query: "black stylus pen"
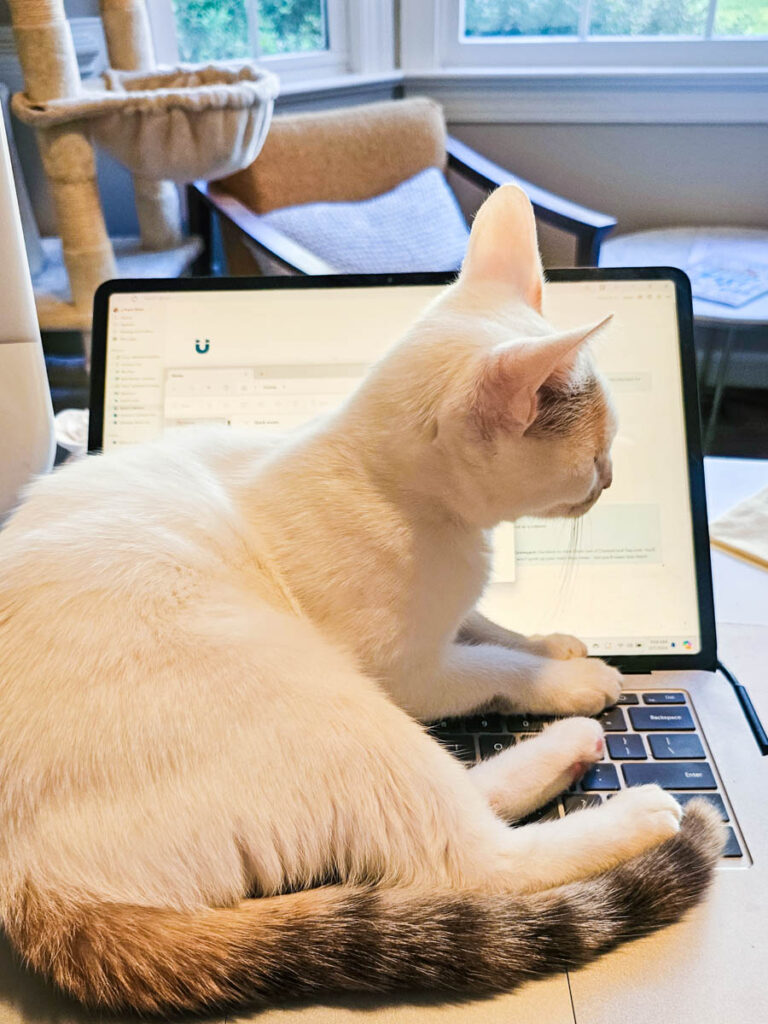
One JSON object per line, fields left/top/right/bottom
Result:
{"left": 718, "top": 660, "right": 768, "bottom": 756}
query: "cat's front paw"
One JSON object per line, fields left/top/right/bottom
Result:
{"left": 541, "top": 716, "right": 605, "bottom": 783}
{"left": 608, "top": 785, "right": 683, "bottom": 850}
{"left": 534, "top": 657, "right": 622, "bottom": 715}
{"left": 528, "top": 632, "right": 588, "bottom": 660}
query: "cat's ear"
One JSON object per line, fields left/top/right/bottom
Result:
{"left": 460, "top": 184, "right": 544, "bottom": 312}
{"left": 473, "top": 316, "right": 612, "bottom": 436}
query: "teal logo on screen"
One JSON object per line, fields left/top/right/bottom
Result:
{"left": 195, "top": 338, "right": 210, "bottom": 354}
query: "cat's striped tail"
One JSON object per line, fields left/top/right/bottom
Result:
{"left": 5, "top": 802, "right": 723, "bottom": 1015}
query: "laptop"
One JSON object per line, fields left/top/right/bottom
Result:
{"left": 79, "top": 269, "right": 765, "bottom": 1024}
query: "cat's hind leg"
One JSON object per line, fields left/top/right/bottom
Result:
{"left": 465, "top": 719, "right": 690, "bottom": 893}
{"left": 185, "top": 598, "right": 696, "bottom": 897}
{"left": 468, "top": 716, "right": 605, "bottom": 821}
{"left": 297, "top": 699, "right": 690, "bottom": 895}
{"left": 494, "top": 784, "right": 687, "bottom": 893}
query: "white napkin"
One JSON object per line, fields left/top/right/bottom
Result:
{"left": 54, "top": 408, "right": 89, "bottom": 459}
{"left": 710, "top": 486, "right": 768, "bottom": 570}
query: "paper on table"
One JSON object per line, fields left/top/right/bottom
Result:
{"left": 687, "top": 239, "right": 768, "bottom": 307}
{"left": 710, "top": 485, "right": 768, "bottom": 571}
{"left": 688, "top": 260, "right": 768, "bottom": 308}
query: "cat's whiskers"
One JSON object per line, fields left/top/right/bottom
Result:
{"left": 547, "top": 515, "right": 582, "bottom": 625}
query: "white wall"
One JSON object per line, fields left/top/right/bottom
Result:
{"left": 447, "top": 120, "right": 768, "bottom": 388}
{"left": 451, "top": 121, "right": 768, "bottom": 237}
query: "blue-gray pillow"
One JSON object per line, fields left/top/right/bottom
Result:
{"left": 260, "top": 167, "right": 470, "bottom": 273}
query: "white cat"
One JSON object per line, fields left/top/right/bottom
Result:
{"left": 0, "top": 185, "right": 722, "bottom": 1013}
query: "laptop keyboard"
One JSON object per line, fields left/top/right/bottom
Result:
{"left": 428, "top": 689, "right": 744, "bottom": 860}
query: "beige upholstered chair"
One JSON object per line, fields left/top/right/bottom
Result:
{"left": 188, "top": 98, "right": 617, "bottom": 276}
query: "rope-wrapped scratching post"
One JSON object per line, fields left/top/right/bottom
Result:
{"left": 7, "top": 0, "right": 80, "bottom": 102}
{"left": 99, "top": 0, "right": 154, "bottom": 71}
{"left": 99, "top": 0, "right": 183, "bottom": 249}
{"left": 8, "top": 0, "right": 117, "bottom": 312}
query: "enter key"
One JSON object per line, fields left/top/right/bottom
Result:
{"left": 622, "top": 762, "right": 716, "bottom": 789}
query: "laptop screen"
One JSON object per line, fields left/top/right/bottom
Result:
{"left": 91, "top": 270, "right": 714, "bottom": 670}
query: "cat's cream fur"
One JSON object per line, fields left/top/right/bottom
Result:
{"left": 0, "top": 186, "right": 722, "bottom": 1013}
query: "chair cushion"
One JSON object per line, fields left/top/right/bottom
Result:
{"left": 220, "top": 98, "right": 448, "bottom": 214}
{"left": 260, "top": 167, "right": 470, "bottom": 274}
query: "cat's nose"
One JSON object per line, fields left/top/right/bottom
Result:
{"left": 596, "top": 455, "right": 613, "bottom": 490}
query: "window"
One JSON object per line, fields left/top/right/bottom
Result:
{"left": 399, "top": 2, "right": 767, "bottom": 123}
{"left": 429, "top": 0, "right": 768, "bottom": 67}
{"left": 171, "top": 0, "right": 328, "bottom": 62}
{"left": 161, "top": 0, "right": 351, "bottom": 82}
{"left": 463, "top": 0, "right": 768, "bottom": 41}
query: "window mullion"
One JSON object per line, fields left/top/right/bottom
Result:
{"left": 247, "top": 0, "right": 262, "bottom": 59}
{"left": 345, "top": 0, "right": 394, "bottom": 75}
{"left": 399, "top": 0, "right": 440, "bottom": 71}
{"left": 146, "top": 0, "right": 180, "bottom": 63}
{"left": 579, "top": 0, "right": 593, "bottom": 41}
{"left": 704, "top": 0, "right": 718, "bottom": 39}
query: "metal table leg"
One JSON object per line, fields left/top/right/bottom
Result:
{"left": 698, "top": 327, "right": 717, "bottom": 395}
{"left": 704, "top": 327, "right": 737, "bottom": 453}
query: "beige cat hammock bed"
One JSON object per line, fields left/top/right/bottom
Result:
{"left": 9, "top": 0, "right": 278, "bottom": 331}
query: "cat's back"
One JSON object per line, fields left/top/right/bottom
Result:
{"left": 0, "top": 427, "right": 270, "bottom": 588}
{"left": 0, "top": 427, "right": 294, "bottom": 807}
{"left": 0, "top": 427, "right": 278, "bottom": 713}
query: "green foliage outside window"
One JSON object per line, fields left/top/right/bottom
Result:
{"left": 589, "top": 0, "right": 708, "bottom": 36}
{"left": 172, "top": 0, "right": 249, "bottom": 61}
{"left": 258, "top": 0, "right": 326, "bottom": 54}
{"left": 464, "top": 0, "right": 580, "bottom": 36}
{"left": 172, "top": 0, "right": 326, "bottom": 62}
{"left": 464, "top": 0, "right": 768, "bottom": 37}
{"left": 716, "top": 0, "right": 768, "bottom": 35}
{"left": 173, "top": 0, "right": 765, "bottom": 59}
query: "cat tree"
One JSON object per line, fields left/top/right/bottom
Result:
{"left": 8, "top": 0, "right": 278, "bottom": 329}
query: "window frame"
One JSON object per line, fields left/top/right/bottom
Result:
{"left": 245, "top": 0, "right": 350, "bottom": 83}
{"left": 148, "top": 0, "right": 396, "bottom": 84}
{"left": 436, "top": 0, "right": 768, "bottom": 70}
{"left": 147, "top": 1, "right": 768, "bottom": 124}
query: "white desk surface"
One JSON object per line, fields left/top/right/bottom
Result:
{"left": 706, "top": 457, "right": 768, "bottom": 730}
{"left": 0, "top": 458, "right": 765, "bottom": 1024}
{"left": 562, "top": 455, "right": 768, "bottom": 1024}
{"left": 706, "top": 456, "right": 768, "bottom": 626}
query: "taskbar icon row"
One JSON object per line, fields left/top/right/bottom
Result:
{"left": 586, "top": 636, "right": 699, "bottom": 655}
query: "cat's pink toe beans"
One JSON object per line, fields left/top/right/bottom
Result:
{"left": 542, "top": 716, "right": 605, "bottom": 767}
{"left": 569, "top": 760, "right": 590, "bottom": 783}
{"left": 570, "top": 736, "right": 605, "bottom": 781}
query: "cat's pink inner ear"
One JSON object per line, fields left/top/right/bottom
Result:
{"left": 473, "top": 316, "right": 612, "bottom": 435}
{"left": 460, "top": 184, "right": 543, "bottom": 312}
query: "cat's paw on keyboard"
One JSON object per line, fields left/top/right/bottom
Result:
{"left": 535, "top": 658, "right": 622, "bottom": 716}
{"left": 609, "top": 784, "right": 683, "bottom": 849}
{"left": 541, "top": 716, "right": 605, "bottom": 782}
{"left": 528, "top": 632, "right": 588, "bottom": 660}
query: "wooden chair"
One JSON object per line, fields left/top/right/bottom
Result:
{"left": 188, "top": 98, "right": 617, "bottom": 277}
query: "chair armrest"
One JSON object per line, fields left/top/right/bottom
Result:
{"left": 188, "top": 181, "right": 336, "bottom": 276}
{"left": 446, "top": 135, "right": 617, "bottom": 266}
